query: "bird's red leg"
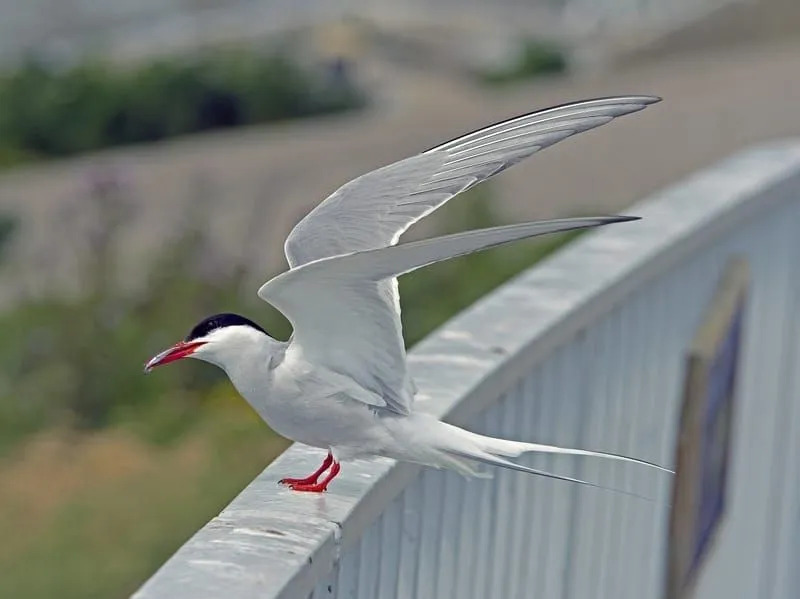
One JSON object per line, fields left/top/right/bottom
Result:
{"left": 284, "top": 460, "right": 341, "bottom": 493}
{"left": 279, "top": 451, "right": 333, "bottom": 487}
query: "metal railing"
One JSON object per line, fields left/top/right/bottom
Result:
{"left": 134, "top": 140, "right": 800, "bottom": 599}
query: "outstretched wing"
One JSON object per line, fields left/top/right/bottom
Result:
{"left": 283, "top": 96, "right": 659, "bottom": 267}
{"left": 261, "top": 217, "right": 639, "bottom": 415}
{"left": 268, "top": 96, "right": 658, "bottom": 415}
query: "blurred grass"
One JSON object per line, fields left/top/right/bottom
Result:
{"left": 0, "top": 177, "right": 580, "bottom": 598}
{"left": 0, "top": 397, "right": 287, "bottom": 599}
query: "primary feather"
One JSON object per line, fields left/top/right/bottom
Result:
{"left": 283, "top": 96, "right": 659, "bottom": 266}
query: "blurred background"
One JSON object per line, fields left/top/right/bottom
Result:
{"left": 0, "top": 1, "right": 799, "bottom": 597}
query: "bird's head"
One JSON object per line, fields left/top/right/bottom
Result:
{"left": 144, "top": 313, "right": 268, "bottom": 373}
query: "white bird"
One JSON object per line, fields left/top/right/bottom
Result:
{"left": 145, "top": 95, "right": 670, "bottom": 494}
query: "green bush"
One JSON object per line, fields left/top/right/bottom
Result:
{"left": 0, "top": 50, "right": 365, "bottom": 162}
{"left": 479, "top": 38, "right": 568, "bottom": 85}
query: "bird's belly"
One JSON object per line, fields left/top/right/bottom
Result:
{"left": 259, "top": 392, "right": 380, "bottom": 450}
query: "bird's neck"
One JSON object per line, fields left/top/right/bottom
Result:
{"left": 221, "top": 333, "right": 285, "bottom": 408}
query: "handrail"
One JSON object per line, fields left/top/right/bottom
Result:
{"left": 133, "top": 139, "right": 800, "bottom": 599}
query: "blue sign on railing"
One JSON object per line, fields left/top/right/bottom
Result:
{"left": 691, "top": 296, "right": 742, "bottom": 575}
{"left": 665, "top": 258, "right": 748, "bottom": 599}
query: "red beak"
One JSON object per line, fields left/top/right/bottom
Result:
{"left": 144, "top": 341, "right": 206, "bottom": 373}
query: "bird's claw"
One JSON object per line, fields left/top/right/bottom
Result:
{"left": 278, "top": 456, "right": 340, "bottom": 492}
{"left": 279, "top": 476, "right": 318, "bottom": 486}
{"left": 279, "top": 480, "right": 329, "bottom": 493}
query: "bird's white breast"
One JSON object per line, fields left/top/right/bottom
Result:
{"left": 235, "top": 345, "right": 384, "bottom": 451}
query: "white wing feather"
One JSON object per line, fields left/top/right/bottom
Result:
{"left": 265, "top": 96, "right": 659, "bottom": 415}
{"left": 260, "top": 217, "right": 639, "bottom": 414}
{"left": 283, "top": 96, "right": 659, "bottom": 267}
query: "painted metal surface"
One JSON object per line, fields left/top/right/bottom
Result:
{"left": 133, "top": 139, "right": 800, "bottom": 599}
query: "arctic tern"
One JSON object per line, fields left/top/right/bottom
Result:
{"left": 145, "top": 95, "right": 671, "bottom": 493}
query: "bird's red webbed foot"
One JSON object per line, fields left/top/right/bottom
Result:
{"left": 285, "top": 462, "right": 341, "bottom": 493}
{"left": 279, "top": 451, "right": 341, "bottom": 492}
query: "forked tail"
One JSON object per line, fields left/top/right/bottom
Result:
{"left": 431, "top": 420, "right": 672, "bottom": 502}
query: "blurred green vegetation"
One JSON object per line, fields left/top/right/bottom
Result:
{"left": 478, "top": 38, "right": 568, "bottom": 86}
{"left": 0, "top": 50, "right": 364, "bottom": 166}
{"left": 0, "top": 172, "right": 274, "bottom": 444}
{"left": 0, "top": 404, "right": 289, "bottom": 599}
{"left": 0, "top": 212, "right": 17, "bottom": 258}
{"left": 0, "top": 175, "right": 580, "bottom": 598}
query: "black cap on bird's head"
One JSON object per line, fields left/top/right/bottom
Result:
{"left": 144, "top": 313, "right": 267, "bottom": 372}
{"left": 184, "top": 313, "right": 267, "bottom": 342}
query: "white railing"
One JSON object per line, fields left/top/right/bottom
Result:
{"left": 133, "top": 140, "right": 800, "bottom": 599}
